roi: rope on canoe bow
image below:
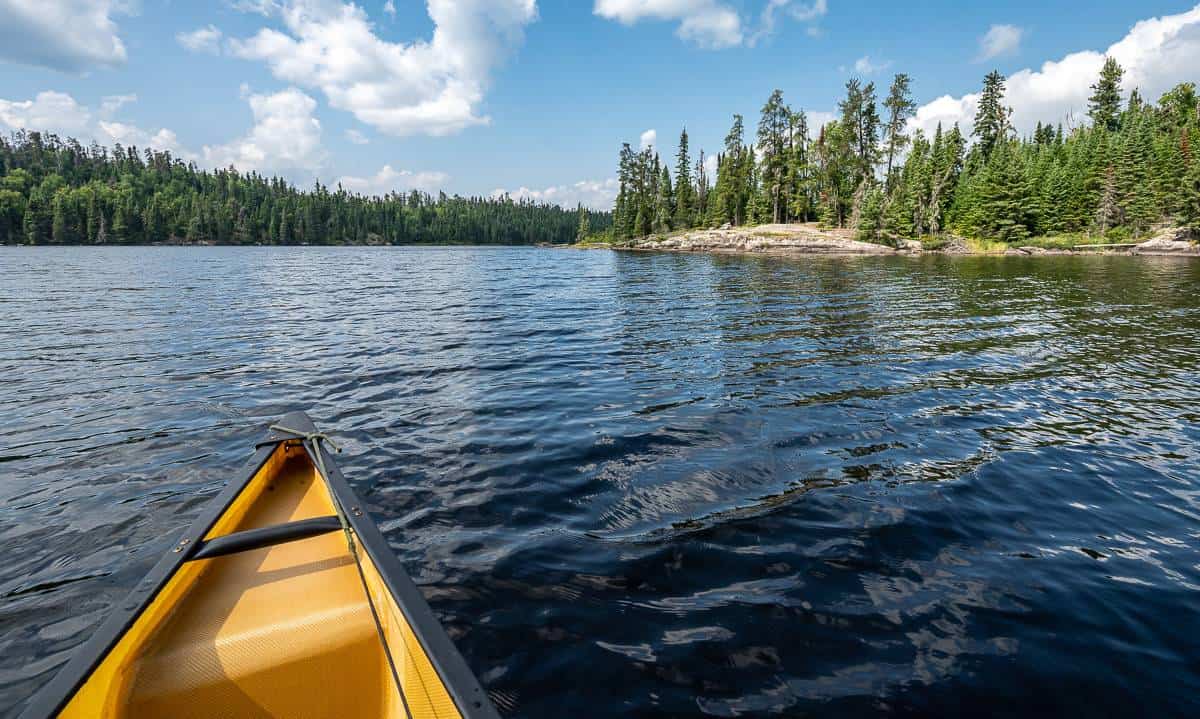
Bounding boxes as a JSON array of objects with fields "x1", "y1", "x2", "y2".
[{"x1": 267, "y1": 424, "x2": 416, "y2": 719}]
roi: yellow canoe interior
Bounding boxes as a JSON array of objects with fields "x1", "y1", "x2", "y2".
[{"x1": 60, "y1": 442, "x2": 462, "y2": 719}]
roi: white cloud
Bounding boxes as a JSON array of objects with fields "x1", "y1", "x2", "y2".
[
  {"x1": 228, "y1": 0, "x2": 278, "y2": 15},
  {"x1": 0, "y1": 86, "x2": 455, "y2": 195},
  {"x1": 99, "y1": 93, "x2": 137, "y2": 117},
  {"x1": 229, "y1": 0, "x2": 538, "y2": 137},
  {"x1": 0, "y1": 91, "x2": 93, "y2": 136},
  {"x1": 345, "y1": 128, "x2": 370, "y2": 144},
  {"x1": 594, "y1": 0, "x2": 743, "y2": 49},
  {"x1": 702, "y1": 153, "x2": 718, "y2": 180},
  {"x1": 0, "y1": 0, "x2": 129, "y2": 72},
  {"x1": 0, "y1": 90, "x2": 194, "y2": 159},
  {"x1": 597, "y1": 0, "x2": 825, "y2": 49},
  {"x1": 383, "y1": 0, "x2": 396, "y2": 17},
  {"x1": 976, "y1": 24, "x2": 1023, "y2": 62},
  {"x1": 491, "y1": 178, "x2": 618, "y2": 210},
  {"x1": 338, "y1": 164, "x2": 449, "y2": 195},
  {"x1": 202, "y1": 87, "x2": 325, "y2": 178},
  {"x1": 853, "y1": 55, "x2": 891, "y2": 75},
  {"x1": 911, "y1": 6, "x2": 1200, "y2": 140},
  {"x1": 804, "y1": 110, "x2": 837, "y2": 130},
  {"x1": 749, "y1": 0, "x2": 826, "y2": 46},
  {"x1": 640, "y1": 128, "x2": 657, "y2": 151},
  {"x1": 177, "y1": 25, "x2": 224, "y2": 54},
  {"x1": 96, "y1": 122, "x2": 194, "y2": 159}
]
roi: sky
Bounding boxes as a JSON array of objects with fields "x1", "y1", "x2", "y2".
[{"x1": 2, "y1": 1, "x2": 1200, "y2": 209}]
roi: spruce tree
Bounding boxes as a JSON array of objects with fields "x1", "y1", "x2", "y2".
[
  {"x1": 757, "y1": 89, "x2": 790, "y2": 223},
  {"x1": 673, "y1": 129, "x2": 694, "y2": 228},
  {"x1": 973, "y1": 71, "x2": 1010, "y2": 159},
  {"x1": 653, "y1": 165, "x2": 673, "y2": 234},
  {"x1": 575, "y1": 204, "x2": 590, "y2": 241},
  {"x1": 1088, "y1": 57, "x2": 1125, "y2": 132}
]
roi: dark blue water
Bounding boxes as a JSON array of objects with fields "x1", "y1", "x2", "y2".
[{"x1": 2, "y1": 247, "x2": 1199, "y2": 717}]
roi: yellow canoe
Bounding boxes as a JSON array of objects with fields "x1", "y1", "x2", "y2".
[{"x1": 23, "y1": 412, "x2": 497, "y2": 719}]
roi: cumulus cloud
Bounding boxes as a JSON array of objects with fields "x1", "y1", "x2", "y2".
[
  {"x1": 337, "y1": 164, "x2": 449, "y2": 195},
  {"x1": 383, "y1": 0, "x2": 395, "y2": 17},
  {"x1": 639, "y1": 128, "x2": 657, "y2": 151},
  {"x1": 0, "y1": 86, "x2": 453, "y2": 196},
  {"x1": 596, "y1": 0, "x2": 826, "y2": 49},
  {"x1": 96, "y1": 122, "x2": 194, "y2": 159},
  {"x1": 177, "y1": 25, "x2": 224, "y2": 54},
  {"x1": 853, "y1": 55, "x2": 891, "y2": 75},
  {"x1": 0, "y1": 91, "x2": 195, "y2": 159},
  {"x1": 202, "y1": 88, "x2": 325, "y2": 178},
  {"x1": 911, "y1": 6, "x2": 1200, "y2": 140},
  {"x1": 595, "y1": 0, "x2": 742, "y2": 48},
  {"x1": 0, "y1": 91, "x2": 93, "y2": 136},
  {"x1": 0, "y1": 0, "x2": 129, "y2": 72},
  {"x1": 229, "y1": 0, "x2": 538, "y2": 137},
  {"x1": 491, "y1": 178, "x2": 619, "y2": 210},
  {"x1": 345, "y1": 128, "x2": 370, "y2": 144},
  {"x1": 976, "y1": 24, "x2": 1023, "y2": 62}
]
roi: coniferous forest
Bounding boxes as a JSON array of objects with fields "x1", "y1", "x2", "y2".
[
  {"x1": 611, "y1": 59, "x2": 1200, "y2": 245},
  {"x1": 0, "y1": 132, "x2": 609, "y2": 246}
]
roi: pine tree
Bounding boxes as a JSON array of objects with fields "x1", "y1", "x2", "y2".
[
  {"x1": 839, "y1": 79, "x2": 881, "y2": 187},
  {"x1": 975, "y1": 140, "x2": 1033, "y2": 243},
  {"x1": 973, "y1": 71, "x2": 1010, "y2": 159},
  {"x1": 1088, "y1": 57, "x2": 1125, "y2": 132},
  {"x1": 882, "y1": 73, "x2": 916, "y2": 188},
  {"x1": 694, "y1": 150, "x2": 709, "y2": 222},
  {"x1": 673, "y1": 129, "x2": 694, "y2": 228},
  {"x1": 757, "y1": 89, "x2": 790, "y2": 223},
  {"x1": 1184, "y1": 149, "x2": 1200, "y2": 230},
  {"x1": 23, "y1": 189, "x2": 49, "y2": 244},
  {"x1": 725, "y1": 114, "x2": 748, "y2": 225},
  {"x1": 575, "y1": 204, "x2": 590, "y2": 241}
]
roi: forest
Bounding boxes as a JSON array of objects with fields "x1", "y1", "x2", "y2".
[
  {"x1": 0, "y1": 132, "x2": 608, "y2": 246},
  {"x1": 610, "y1": 59, "x2": 1200, "y2": 245}
]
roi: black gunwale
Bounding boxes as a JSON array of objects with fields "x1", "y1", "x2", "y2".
[{"x1": 20, "y1": 411, "x2": 499, "y2": 719}]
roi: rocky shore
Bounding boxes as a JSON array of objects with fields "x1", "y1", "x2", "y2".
[{"x1": 618, "y1": 223, "x2": 1199, "y2": 258}]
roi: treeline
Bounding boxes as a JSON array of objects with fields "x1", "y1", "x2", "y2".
[
  {"x1": 0, "y1": 132, "x2": 609, "y2": 246},
  {"x1": 612, "y1": 59, "x2": 1200, "y2": 244}
]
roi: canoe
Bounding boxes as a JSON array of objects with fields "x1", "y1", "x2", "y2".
[{"x1": 22, "y1": 412, "x2": 499, "y2": 719}]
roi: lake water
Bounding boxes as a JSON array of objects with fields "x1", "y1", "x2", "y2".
[{"x1": 1, "y1": 246, "x2": 1199, "y2": 717}]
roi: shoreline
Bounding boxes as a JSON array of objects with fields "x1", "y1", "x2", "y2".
[{"x1": 589, "y1": 223, "x2": 1200, "y2": 258}]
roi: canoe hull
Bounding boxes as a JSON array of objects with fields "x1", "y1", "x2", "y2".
[{"x1": 22, "y1": 412, "x2": 497, "y2": 719}]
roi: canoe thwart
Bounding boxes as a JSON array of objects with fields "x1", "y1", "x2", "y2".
[{"x1": 189, "y1": 515, "x2": 343, "y2": 561}]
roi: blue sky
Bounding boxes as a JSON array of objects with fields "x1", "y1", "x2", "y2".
[{"x1": 2, "y1": 1, "x2": 1199, "y2": 208}]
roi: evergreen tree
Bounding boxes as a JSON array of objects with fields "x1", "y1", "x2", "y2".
[
  {"x1": 882, "y1": 73, "x2": 916, "y2": 188},
  {"x1": 757, "y1": 89, "x2": 791, "y2": 223},
  {"x1": 653, "y1": 164, "x2": 673, "y2": 234},
  {"x1": 575, "y1": 204, "x2": 590, "y2": 241},
  {"x1": 673, "y1": 129, "x2": 695, "y2": 228},
  {"x1": 973, "y1": 71, "x2": 1010, "y2": 159},
  {"x1": 1088, "y1": 57, "x2": 1125, "y2": 132},
  {"x1": 839, "y1": 79, "x2": 882, "y2": 187}
]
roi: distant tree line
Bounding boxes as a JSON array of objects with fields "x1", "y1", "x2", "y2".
[
  {"x1": 0, "y1": 132, "x2": 609, "y2": 245},
  {"x1": 612, "y1": 59, "x2": 1200, "y2": 244}
]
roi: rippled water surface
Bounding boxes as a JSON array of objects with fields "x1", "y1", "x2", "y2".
[{"x1": 2, "y1": 246, "x2": 1200, "y2": 717}]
